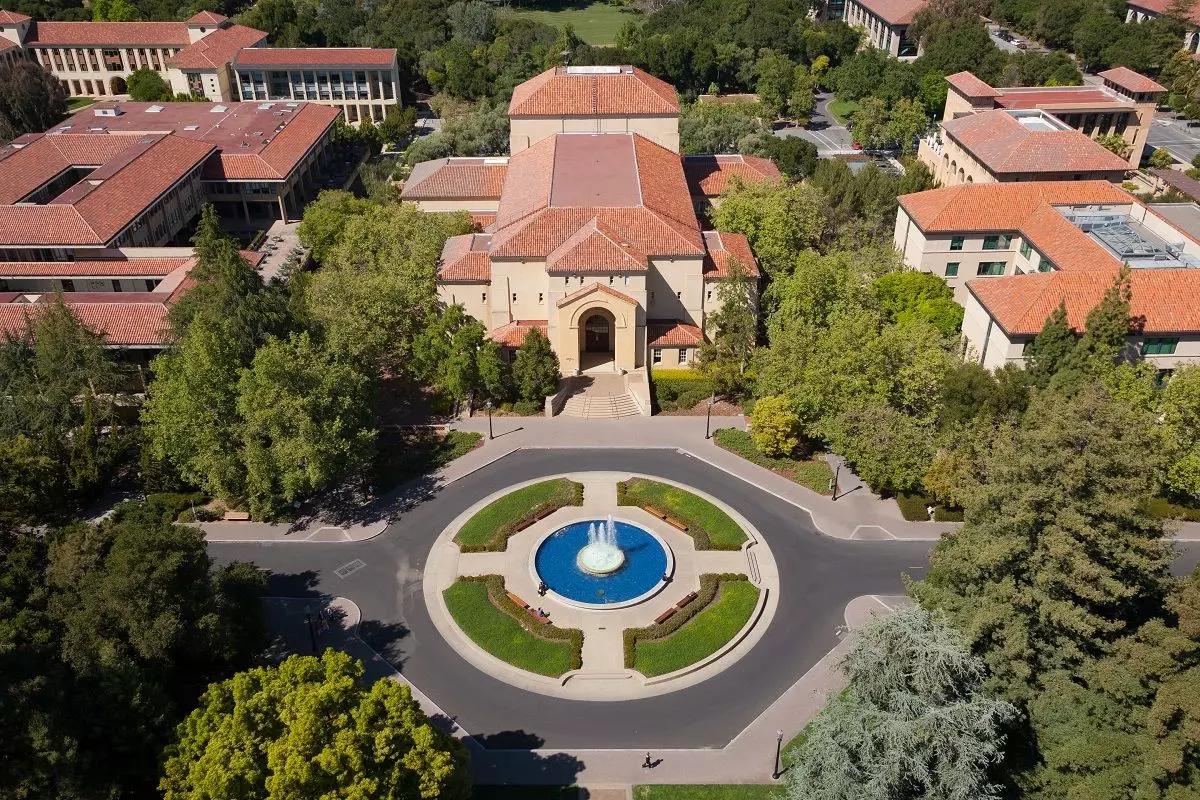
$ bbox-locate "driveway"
[775,92,854,155]
[1148,114,1200,166]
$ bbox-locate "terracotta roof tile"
[647,319,703,347]
[898,181,1131,233]
[509,66,678,117]
[0,299,169,346]
[683,154,781,197]
[555,281,638,308]
[854,0,929,25]
[943,110,1130,175]
[0,256,193,277]
[945,71,1000,98]
[968,269,1200,335]
[187,11,228,24]
[490,319,546,347]
[401,157,507,200]
[702,230,760,278]
[1098,66,1167,94]
[168,24,266,70]
[232,47,396,67]
[471,212,496,230]
[27,21,191,46]
[438,234,491,283]
[545,217,647,273]
[0,10,31,22]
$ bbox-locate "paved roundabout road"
[207,448,1200,751]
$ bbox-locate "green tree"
[297,190,375,263]
[823,401,936,493]
[787,606,1017,800]
[1150,146,1177,169]
[1161,364,1200,500]
[886,97,928,154]
[447,0,495,44]
[1023,302,1074,386]
[237,332,375,520]
[913,383,1173,703]
[1062,267,1133,374]
[711,179,827,276]
[788,63,818,121]
[92,0,142,20]
[851,95,890,149]
[512,327,560,402]
[755,49,796,118]
[127,67,172,101]
[872,269,962,336]
[750,395,800,457]
[697,257,757,397]
[378,105,418,148]
[0,61,68,145]
[160,649,471,800]
[1096,132,1133,159]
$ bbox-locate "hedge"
[623,573,755,676]
[455,479,583,552]
[447,575,583,675]
[713,428,832,495]
[650,368,713,413]
[895,491,964,522]
[617,478,746,550]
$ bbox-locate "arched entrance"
[584,313,610,352]
[577,308,616,372]
[109,76,127,95]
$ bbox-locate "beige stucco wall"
[893,207,1022,305]
[553,290,641,373]
[509,115,680,154]
[437,283,490,322]
[168,66,231,101]
[410,198,500,213]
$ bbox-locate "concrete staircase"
[560,391,641,418]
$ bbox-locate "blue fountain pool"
[534,519,669,606]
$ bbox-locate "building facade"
[231,48,401,124]
[1125,0,1200,55]
[842,0,926,59]
[403,66,773,379]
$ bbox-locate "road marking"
[334,559,367,579]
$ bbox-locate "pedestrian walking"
[643,752,652,768]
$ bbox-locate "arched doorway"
[584,313,610,352]
[110,76,127,95]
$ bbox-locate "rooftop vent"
[257,103,273,110]
[183,124,199,131]
[145,105,163,113]
[285,102,298,107]
[565,65,623,74]
[483,157,509,165]
[211,104,228,113]
[94,107,122,117]
[56,125,73,132]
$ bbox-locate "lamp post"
[705,392,715,440]
[485,399,493,441]
[831,462,842,501]
[772,729,784,779]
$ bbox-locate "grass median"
[713,428,833,495]
[443,577,580,677]
[455,478,583,552]
[628,576,759,678]
[617,478,746,550]
[507,0,636,45]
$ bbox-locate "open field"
[505,0,638,45]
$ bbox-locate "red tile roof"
[490,134,703,259]
[0,133,147,205]
[471,212,496,230]
[945,71,1000,99]
[683,154,781,197]
[994,87,1128,110]
[967,269,1200,335]
[555,281,638,308]
[490,319,546,347]
[0,256,194,277]
[232,47,397,67]
[0,10,31,22]
[854,0,929,25]
[545,217,647,273]
[647,319,703,347]
[187,11,228,24]
[898,181,1131,233]
[26,21,191,46]
[168,24,265,70]
[1099,66,1167,94]
[1127,0,1200,23]
[401,157,507,200]
[0,294,172,346]
[509,66,678,117]
[943,109,1130,176]
[438,234,491,283]
[0,38,16,54]
[702,230,760,278]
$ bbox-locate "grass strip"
[443,577,581,677]
[617,478,745,550]
[455,478,583,552]
[713,428,833,495]
[627,575,758,678]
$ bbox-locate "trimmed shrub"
[675,389,709,410]
[456,479,584,552]
[623,573,748,668]
[617,478,746,549]
[461,575,583,671]
[512,399,541,416]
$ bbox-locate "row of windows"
[944,261,1006,277]
[1144,337,1179,355]
[651,348,690,365]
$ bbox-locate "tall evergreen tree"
[698,257,757,398]
[512,327,560,402]
[1023,302,1074,387]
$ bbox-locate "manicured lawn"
[443,579,577,677]
[826,98,858,125]
[455,478,582,551]
[633,579,759,677]
[373,428,482,493]
[713,428,834,495]
[634,786,780,799]
[506,0,638,45]
[618,478,746,550]
[67,96,95,110]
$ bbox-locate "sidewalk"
[199,415,1200,542]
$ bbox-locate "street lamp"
[485,399,493,441]
[772,729,784,780]
[705,391,715,440]
[831,462,842,501]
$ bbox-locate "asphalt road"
[1148,115,1200,166]
[207,449,1200,750]
[775,92,853,154]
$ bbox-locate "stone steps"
[560,392,641,419]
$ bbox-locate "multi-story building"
[231,48,401,124]
[1125,0,1200,55]
[0,100,341,260]
[939,68,1165,168]
[0,10,400,123]
[842,0,926,59]
[402,65,773,387]
[893,181,1200,371]
[919,107,1131,186]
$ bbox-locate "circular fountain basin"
[534,519,671,609]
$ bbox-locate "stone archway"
[109,76,127,95]
[577,307,616,372]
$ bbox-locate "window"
[982,234,1011,250]
[950,236,964,251]
[678,348,687,363]
[609,275,614,285]
[944,262,959,277]
[1143,337,1179,355]
[61,279,75,292]
[706,289,712,300]
[1020,241,1032,258]
[976,261,1006,276]
[652,349,662,364]
[511,292,517,302]
[111,280,122,292]
[1038,259,1053,272]
[481,292,486,303]
[675,291,681,300]
[538,292,543,303]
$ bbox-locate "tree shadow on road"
[465,728,585,788]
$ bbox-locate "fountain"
[576,515,626,574]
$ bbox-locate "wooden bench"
[663,515,689,532]
[654,607,676,625]
[530,610,552,625]
[676,591,699,609]
[513,516,538,533]
[534,505,556,521]
[222,511,251,522]
[642,505,668,520]
[506,591,529,610]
